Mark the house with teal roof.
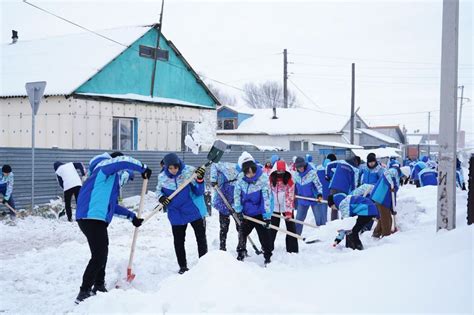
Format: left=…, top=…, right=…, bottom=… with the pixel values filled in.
left=0, top=25, right=219, bottom=151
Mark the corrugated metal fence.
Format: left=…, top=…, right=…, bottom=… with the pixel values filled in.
left=0, top=147, right=346, bottom=209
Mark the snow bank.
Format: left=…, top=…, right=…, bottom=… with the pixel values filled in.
left=0, top=186, right=472, bottom=314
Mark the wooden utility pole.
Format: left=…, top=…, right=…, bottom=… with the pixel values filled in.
left=150, top=0, right=165, bottom=97
left=283, top=48, right=288, bottom=108
left=427, top=111, right=431, bottom=157
left=437, top=0, right=459, bottom=231
left=350, top=63, right=355, bottom=144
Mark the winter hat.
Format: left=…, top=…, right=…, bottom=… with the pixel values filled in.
left=271, top=154, right=280, bottom=166
left=327, top=153, right=337, bottom=162
left=421, top=156, right=429, bottom=163
left=400, top=166, right=411, bottom=178
left=238, top=151, right=255, bottom=169
left=2, top=165, right=12, bottom=173
left=294, top=156, right=306, bottom=169
left=276, top=160, right=286, bottom=172
left=53, top=161, right=64, bottom=171
left=305, top=154, right=313, bottom=163
left=329, top=193, right=346, bottom=209
left=353, top=156, right=361, bottom=167
left=367, top=153, right=377, bottom=163
left=163, top=153, right=181, bottom=168
left=110, top=151, right=124, bottom=158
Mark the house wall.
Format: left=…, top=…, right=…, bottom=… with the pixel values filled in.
left=216, top=133, right=345, bottom=150
left=0, top=96, right=215, bottom=151
left=370, top=127, right=404, bottom=143
left=358, top=133, right=396, bottom=149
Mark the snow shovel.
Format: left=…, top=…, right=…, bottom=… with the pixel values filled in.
left=126, top=178, right=148, bottom=283
left=1, top=200, right=18, bottom=217
left=214, top=185, right=262, bottom=255
left=142, top=140, right=227, bottom=224
left=391, top=187, right=398, bottom=233
left=243, top=215, right=320, bottom=244
left=271, top=213, right=319, bottom=229
left=295, top=195, right=328, bottom=204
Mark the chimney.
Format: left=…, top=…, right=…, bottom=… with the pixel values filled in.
left=272, top=107, right=278, bottom=119
left=11, top=30, right=18, bottom=44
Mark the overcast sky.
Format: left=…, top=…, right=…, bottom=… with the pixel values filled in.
left=1, top=0, right=473, bottom=142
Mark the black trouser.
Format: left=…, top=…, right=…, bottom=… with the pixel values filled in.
left=269, top=213, right=299, bottom=253
left=414, top=180, right=420, bottom=188
left=347, top=216, right=376, bottom=248
left=64, top=186, right=81, bottom=220
left=237, top=214, right=272, bottom=260
left=219, top=213, right=239, bottom=251
left=78, top=219, right=108, bottom=292
left=171, top=218, right=208, bottom=268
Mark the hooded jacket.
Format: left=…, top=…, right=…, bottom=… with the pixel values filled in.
left=76, top=155, right=147, bottom=224
left=359, top=162, right=385, bottom=185
left=54, top=162, right=86, bottom=191
left=370, top=168, right=399, bottom=209
left=210, top=162, right=240, bottom=215
left=294, top=164, right=322, bottom=206
left=0, top=172, right=14, bottom=201
left=156, top=157, right=206, bottom=226
left=316, top=159, right=331, bottom=200
left=419, top=168, right=438, bottom=187
left=411, top=160, right=427, bottom=181
left=234, top=165, right=271, bottom=219
left=327, top=160, right=359, bottom=194
left=334, top=193, right=379, bottom=219
left=269, top=161, right=294, bottom=214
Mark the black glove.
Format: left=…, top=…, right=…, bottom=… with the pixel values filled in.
left=159, top=195, right=171, bottom=206
left=317, top=194, right=322, bottom=200
left=264, top=219, right=271, bottom=229
left=211, top=181, right=218, bottom=188
left=132, top=216, right=144, bottom=227
left=236, top=212, right=244, bottom=222
left=195, top=166, right=206, bottom=180
left=1, top=198, right=6, bottom=204
left=141, top=168, right=152, bottom=180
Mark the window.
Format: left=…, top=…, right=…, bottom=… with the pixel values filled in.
left=356, top=120, right=362, bottom=128
left=290, top=141, right=302, bottom=151
left=139, top=45, right=169, bottom=61
left=181, top=121, right=195, bottom=151
left=113, top=117, right=136, bottom=151
left=303, top=141, right=309, bottom=151
left=223, top=119, right=235, bottom=130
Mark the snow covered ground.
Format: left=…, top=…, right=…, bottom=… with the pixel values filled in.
left=0, top=185, right=472, bottom=314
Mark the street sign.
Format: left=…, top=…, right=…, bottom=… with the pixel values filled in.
left=25, top=81, right=46, bottom=115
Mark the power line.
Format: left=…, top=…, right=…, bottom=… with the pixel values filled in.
left=288, top=78, right=320, bottom=109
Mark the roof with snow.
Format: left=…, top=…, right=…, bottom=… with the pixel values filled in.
left=358, top=128, right=400, bottom=144
left=407, top=135, right=423, bottom=145
left=352, top=147, right=402, bottom=159
left=217, top=108, right=349, bottom=135
left=312, top=141, right=363, bottom=149
left=218, top=104, right=256, bottom=115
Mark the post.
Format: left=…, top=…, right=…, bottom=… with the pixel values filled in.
left=437, top=0, right=459, bottom=231
left=283, top=48, right=288, bottom=108
left=350, top=63, right=355, bottom=144
left=150, top=0, right=165, bottom=97
left=457, top=85, right=464, bottom=133
left=32, top=107, right=35, bottom=211
left=427, top=111, right=431, bottom=157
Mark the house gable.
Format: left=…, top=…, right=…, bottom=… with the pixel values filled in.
left=75, top=27, right=216, bottom=108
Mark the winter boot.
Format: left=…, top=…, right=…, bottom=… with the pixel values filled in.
left=237, top=252, right=245, bottom=261
left=75, top=289, right=94, bottom=304
left=92, top=284, right=107, bottom=294
left=264, top=257, right=271, bottom=265
left=178, top=267, right=189, bottom=275
left=345, top=231, right=357, bottom=250
left=58, top=210, right=66, bottom=218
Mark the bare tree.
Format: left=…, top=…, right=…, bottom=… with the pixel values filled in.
left=243, top=81, right=298, bottom=108
left=205, top=82, right=237, bottom=106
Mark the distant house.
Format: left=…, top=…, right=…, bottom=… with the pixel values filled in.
left=0, top=25, right=219, bottom=151
left=405, top=132, right=440, bottom=159
left=217, top=105, right=255, bottom=130
left=368, top=125, right=406, bottom=144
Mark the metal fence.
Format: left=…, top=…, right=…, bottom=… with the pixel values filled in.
left=0, top=147, right=347, bottom=209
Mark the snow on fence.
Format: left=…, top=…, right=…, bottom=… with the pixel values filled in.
left=0, top=147, right=346, bottom=209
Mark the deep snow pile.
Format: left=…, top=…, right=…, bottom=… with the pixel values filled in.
left=0, top=186, right=472, bottom=314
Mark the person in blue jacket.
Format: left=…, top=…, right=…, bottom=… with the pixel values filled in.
left=305, top=153, right=317, bottom=169
left=456, top=158, right=467, bottom=190
left=75, top=152, right=151, bottom=304
left=0, top=165, right=15, bottom=218
left=293, top=157, right=324, bottom=234
left=327, top=193, right=379, bottom=250
left=234, top=152, right=273, bottom=264
left=210, top=161, right=241, bottom=251
left=156, top=153, right=207, bottom=275
left=360, top=153, right=385, bottom=185
left=411, top=156, right=428, bottom=187
left=326, top=156, right=361, bottom=220
left=419, top=167, right=438, bottom=187
left=370, top=168, right=399, bottom=238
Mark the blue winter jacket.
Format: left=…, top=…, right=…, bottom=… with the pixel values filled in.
left=359, top=163, right=385, bottom=185
left=0, top=172, right=14, bottom=201
left=327, top=160, right=359, bottom=194
left=156, top=160, right=206, bottom=226
left=335, top=193, right=379, bottom=219
left=419, top=168, right=438, bottom=187
left=210, top=162, right=240, bottom=215
left=411, top=161, right=427, bottom=181
left=76, top=156, right=147, bottom=223
left=234, top=166, right=271, bottom=219
left=294, top=165, right=323, bottom=206
left=370, top=168, right=399, bottom=209
left=316, top=159, right=330, bottom=200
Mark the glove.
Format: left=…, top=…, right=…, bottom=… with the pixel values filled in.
left=159, top=195, right=171, bottom=206
left=264, top=219, right=271, bottom=229
left=141, top=168, right=152, bottom=179
left=317, top=194, right=323, bottom=201
left=284, top=211, right=292, bottom=221
left=391, top=210, right=397, bottom=216
left=390, top=187, right=395, bottom=192
left=195, top=166, right=206, bottom=180
left=132, top=216, right=144, bottom=227
left=211, top=181, right=218, bottom=188
left=1, top=198, right=6, bottom=204
left=236, top=212, right=244, bottom=222
left=325, top=176, right=330, bottom=182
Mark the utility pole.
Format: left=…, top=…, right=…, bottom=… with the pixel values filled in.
left=427, top=111, right=431, bottom=157
left=150, top=0, right=165, bottom=97
left=437, top=0, right=459, bottom=231
left=283, top=48, right=288, bottom=108
left=457, top=85, right=464, bottom=133
left=350, top=63, right=355, bottom=144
